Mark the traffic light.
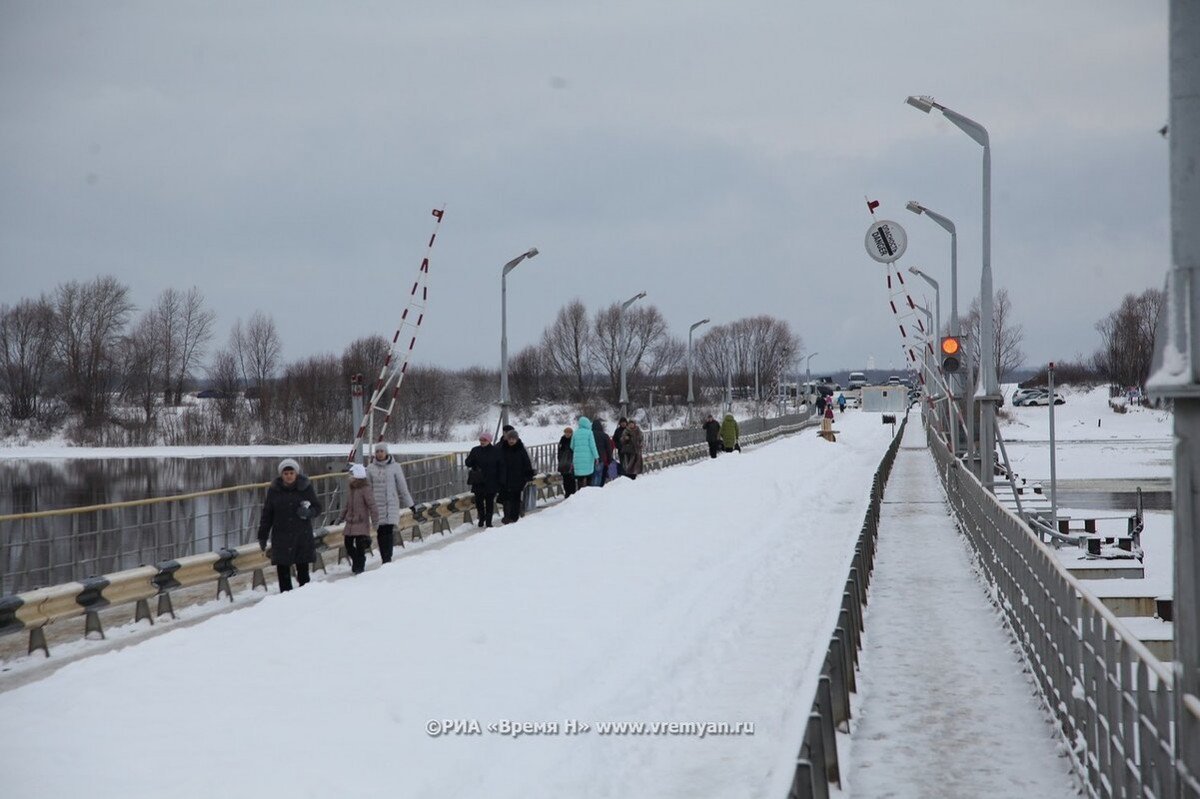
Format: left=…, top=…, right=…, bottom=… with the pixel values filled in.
left=940, top=336, right=962, bottom=373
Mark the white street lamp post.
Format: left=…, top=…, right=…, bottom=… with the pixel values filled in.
left=907, top=95, right=997, bottom=490
left=907, top=201, right=970, bottom=462
left=687, top=318, right=710, bottom=422
left=499, top=247, right=539, bottom=429
left=805, top=352, right=819, bottom=412
left=619, top=291, right=647, bottom=418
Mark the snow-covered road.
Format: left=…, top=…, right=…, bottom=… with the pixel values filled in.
left=0, top=411, right=892, bottom=799
left=843, top=421, right=1077, bottom=798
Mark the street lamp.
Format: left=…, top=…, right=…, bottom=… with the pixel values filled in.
left=908, top=200, right=971, bottom=463
left=619, top=291, right=647, bottom=417
left=907, top=95, right=997, bottom=490
left=907, top=266, right=940, bottom=343
left=499, top=247, right=539, bottom=429
left=805, top=352, right=819, bottom=410
left=687, top=318, right=710, bottom=422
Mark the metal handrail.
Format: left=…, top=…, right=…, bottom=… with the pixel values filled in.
left=922, top=413, right=1200, bottom=797
left=788, top=412, right=908, bottom=799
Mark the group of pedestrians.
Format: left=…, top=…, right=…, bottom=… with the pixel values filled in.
left=702, top=413, right=741, bottom=458
left=258, top=410, right=742, bottom=593
left=554, top=415, right=645, bottom=496
left=465, top=426, right=535, bottom=526
left=257, top=442, right=416, bottom=590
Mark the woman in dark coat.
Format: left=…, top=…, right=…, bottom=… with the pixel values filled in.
left=257, top=458, right=323, bottom=592
left=557, top=427, right=576, bottom=498
left=619, top=419, right=645, bottom=479
left=465, top=432, right=501, bottom=527
left=592, top=419, right=613, bottom=486
left=497, top=429, right=535, bottom=523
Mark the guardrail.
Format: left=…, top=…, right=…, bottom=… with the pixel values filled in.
left=0, top=412, right=814, bottom=597
left=0, top=412, right=817, bottom=657
left=923, top=414, right=1200, bottom=798
left=786, top=413, right=906, bottom=799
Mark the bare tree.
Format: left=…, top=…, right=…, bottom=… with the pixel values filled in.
left=52, top=276, right=135, bottom=423
left=1094, top=287, right=1164, bottom=389
left=540, top=300, right=592, bottom=402
left=695, top=316, right=802, bottom=398
left=590, top=303, right=672, bottom=404
left=965, top=288, right=1025, bottom=384
left=509, top=343, right=549, bottom=407
left=151, top=287, right=215, bottom=406
left=341, top=335, right=392, bottom=391
left=0, top=297, right=56, bottom=420
left=206, top=347, right=243, bottom=423
left=230, top=311, right=281, bottom=420
left=117, top=313, right=164, bottom=425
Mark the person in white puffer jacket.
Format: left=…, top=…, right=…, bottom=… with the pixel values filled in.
left=367, top=442, right=414, bottom=563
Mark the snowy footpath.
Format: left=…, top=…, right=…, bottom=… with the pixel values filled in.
left=1, top=411, right=893, bottom=799
left=843, top=421, right=1077, bottom=798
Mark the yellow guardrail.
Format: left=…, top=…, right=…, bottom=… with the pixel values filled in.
left=0, top=420, right=815, bottom=658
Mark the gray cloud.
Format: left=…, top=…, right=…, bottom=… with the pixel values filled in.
left=0, top=1, right=1169, bottom=378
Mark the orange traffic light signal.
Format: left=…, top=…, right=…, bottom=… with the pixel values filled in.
left=940, top=336, right=962, bottom=372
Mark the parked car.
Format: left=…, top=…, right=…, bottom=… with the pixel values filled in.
left=1025, top=390, right=1065, bottom=406
left=887, top=376, right=902, bottom=385
left=1011, top=387, right=1042, bottom=406
left=844, top=395, right=862, bottom=408
left=847, top=372, right=868, bottom=390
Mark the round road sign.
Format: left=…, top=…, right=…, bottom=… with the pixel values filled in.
left=864, top=220, right=908, bottom=263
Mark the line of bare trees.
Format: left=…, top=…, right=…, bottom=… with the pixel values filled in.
left=0, top=278, right=803, bottom=445
left=509, top=300, right=802, bottom=408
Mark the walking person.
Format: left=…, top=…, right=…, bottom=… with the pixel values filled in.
left=557, top=427, right=577, bottom=497
left=619, top=419, right=645, bottom=480
left=257, top=458, right=322, bottom=592
left=703, top=414, right=722, bottom=459
left=338, top=463, right=377, bottom=575
left=465, top=432, right=501, bottom=527
left=498, top=428, right=535, bottom=524
left=572, top=416, right=601, bottom=488
left=592, top=418, right=613, bottom=486
left=837, top=392, right=847, bottom=413
left=816, top=393, right=827, bottom=416
left=368, top=443, right=415, bottom=563
left=721, top=413, right=740, bottom=453
left=613, top=418, right=629, bottom=477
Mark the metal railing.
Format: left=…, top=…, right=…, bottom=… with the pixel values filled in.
left=0, top=411, right=817, bottom=656
left=787, top=413, right=907, bottom=799
left=923, top=414, right=1200, bottom=798
left=0, top=413, right=812, bottom=596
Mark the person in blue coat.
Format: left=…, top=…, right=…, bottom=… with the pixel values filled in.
left=571, top=416, right=600, bottom=488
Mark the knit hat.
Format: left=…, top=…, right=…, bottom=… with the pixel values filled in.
left=349, top=463, right=367, bottom=479
left=373, top=442, right=389, bottom=454
left=479, top=432, right=493, bottom=442
left=278, top=458, right=301, bottom=475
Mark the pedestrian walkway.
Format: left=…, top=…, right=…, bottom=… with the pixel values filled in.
left=843, top=421, right=1078, bottom=798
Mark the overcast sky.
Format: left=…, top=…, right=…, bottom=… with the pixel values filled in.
left=0, top=2, right=1169, bottom=377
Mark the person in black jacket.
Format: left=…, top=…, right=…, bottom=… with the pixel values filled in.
left=257, top=458, right=323, bottom=592
left=465, top=432, right=501, bottom=527
left=592, top=418, right=613, bottom=486
left=557, top=427, right=577, bottom=498
left=613, top=417, right=629, bottom=477
left=497, top=429, right=535, bottom=523
left=703, top=414, right=722, bottom=459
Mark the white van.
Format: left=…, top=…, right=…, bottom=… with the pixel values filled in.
left=848, top=372, right=867, bottom=389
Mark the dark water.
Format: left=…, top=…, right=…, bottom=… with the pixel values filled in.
left=0, top=455, right=345, bottom=517
left=0, top=453, right=448, bottom=595
left=1053, top=490, right=1172, bottom=512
